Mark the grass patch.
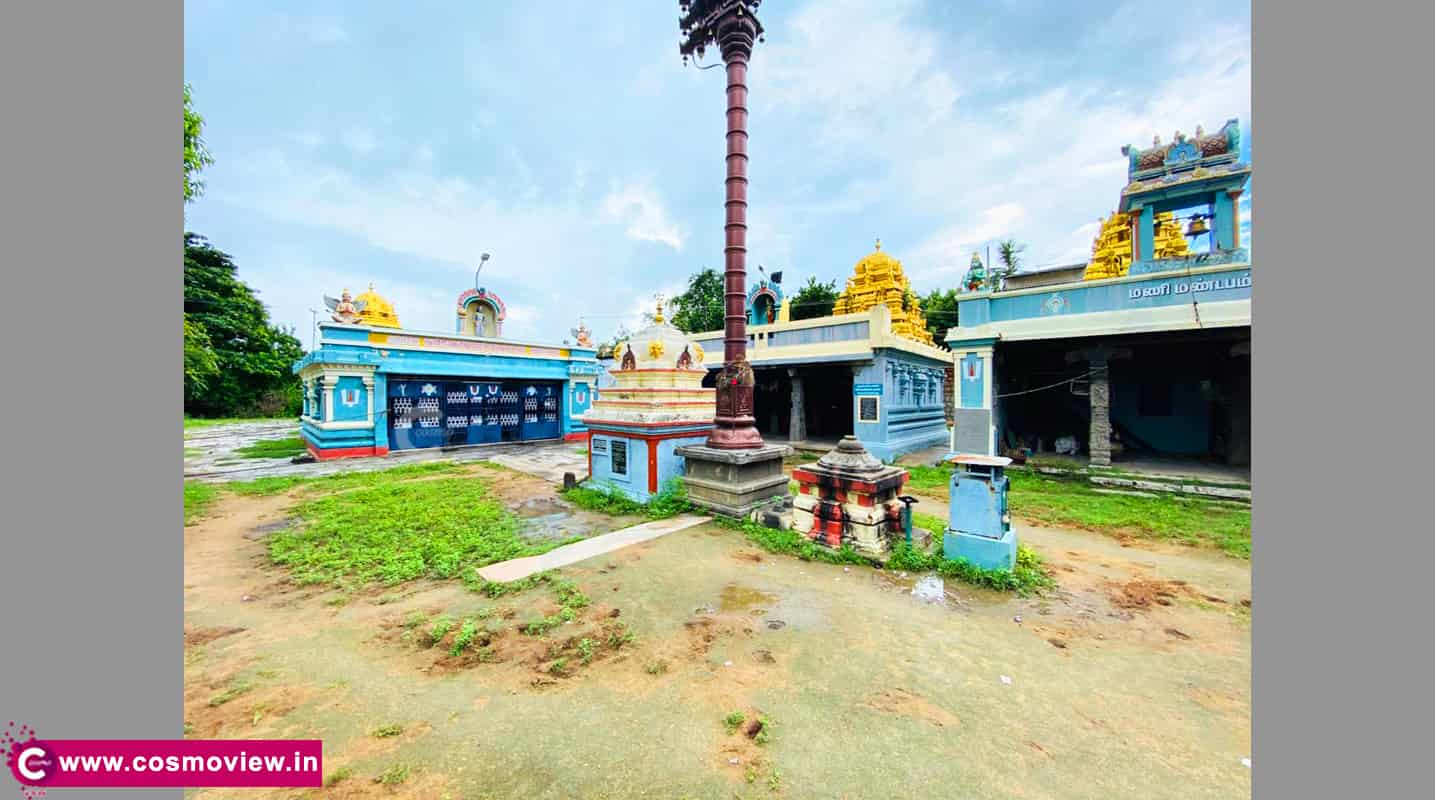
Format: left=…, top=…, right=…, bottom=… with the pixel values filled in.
left=722, top=513, right=1051, bottom=595
left=323, top=767, right=355, bottom=787
left=560, top=478, right=691, bottom=519
left=184, top=447, right=203, bottom=458
left=716, top=517, right=874, bottom=567
left=267, top=473, right=588, bottom=588
left=723, top=711, right=746, bottom=734
left=184, top=481, right=223, bottom=525
left=229, top=461, right=466, bottom=498
left=1009, top=470, right=1250, bottom=558
left=645, top=659, right=669, bottom=675
left=233, top=436, right=306, bottom=460
left=371, top=723, right=404, bottom=738
left=184, top=416, right=294, bottom=431
left=900, top=463, right=1251, bottom=558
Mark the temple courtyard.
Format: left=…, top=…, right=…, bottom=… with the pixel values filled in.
left=183, top=423, right=1250, bottom=800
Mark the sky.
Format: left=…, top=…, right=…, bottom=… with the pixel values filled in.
left=183, top=0, right=1251, bottom=348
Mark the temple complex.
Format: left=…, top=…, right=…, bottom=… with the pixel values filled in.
left=830, top=241, right=935, bottom=345
left=293, top=282, right=600, bottom=460
left=580, top=300, right=715, bottom=502
left=945, top=118, right=1251, bottom=470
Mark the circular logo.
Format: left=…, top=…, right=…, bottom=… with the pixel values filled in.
left=10, top=740, right=56, bottom=786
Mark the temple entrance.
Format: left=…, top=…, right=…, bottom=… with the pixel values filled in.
left=749, top=365, right=854, bottom=445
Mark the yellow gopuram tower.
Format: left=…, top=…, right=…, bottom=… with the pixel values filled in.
left=1083, top=211, right=1192, bottom=280
left=831, top=240, right=935, bottom=345
left=354, top=282, right=401, bottom=328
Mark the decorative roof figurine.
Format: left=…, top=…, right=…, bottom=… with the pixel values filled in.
left=354, top=283, right=401, bottom=328
left=962, top=252, right=988, bottom=293
left=831, top=239, right=935, bottom=345
left=324, top=288, right=365, bottom=324
left=571, top=319, right=593, bottom=349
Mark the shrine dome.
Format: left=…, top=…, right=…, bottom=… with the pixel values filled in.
left=354, top=283, right=400, bottom=328
left=611, top=299, right=706, bottom=371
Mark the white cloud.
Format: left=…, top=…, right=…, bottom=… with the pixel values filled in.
left=601, top=183, right=686, bottom=250
left=343, top=128, right=378, bottom=155
left=912, top=202, right=1028, bottom=279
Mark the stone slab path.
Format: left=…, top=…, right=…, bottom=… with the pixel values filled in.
left=476, top=514, right=710, bottom=584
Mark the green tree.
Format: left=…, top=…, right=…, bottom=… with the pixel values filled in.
left=788, top=276, right=839, bottom=321
left=995, top=238, right=1025, bottom=286
left=184, top=316, right=220, bottom=404
left=919, top=288, right=960, bottom=347
left=184, top=233, right=305, bottom=416
left=669, top=268, right=725, bottom=333
left=184, top=83, right=215, bottom=204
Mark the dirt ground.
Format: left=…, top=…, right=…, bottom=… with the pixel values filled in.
left=184, top=467, right=1251, bottom=800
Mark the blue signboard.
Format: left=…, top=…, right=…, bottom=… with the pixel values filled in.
left=853, top=383, right=884, bottom=396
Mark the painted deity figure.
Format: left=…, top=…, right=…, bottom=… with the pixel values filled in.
left=962, top=253, right=987, bottom=292
left=324, top=289, right=365, bottom=324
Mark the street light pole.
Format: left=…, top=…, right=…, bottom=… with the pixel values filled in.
left=475, top=252, right=491, bottom=290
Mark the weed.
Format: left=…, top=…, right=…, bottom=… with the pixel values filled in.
left=183, top=721, right=194, bottom=736
left=644, top=659, right=669, bottom=676
left=234, top=436, right=306, bottom=460
left=885, top=541, right=1054, bottom=595
left=450, top=619, right=479, bottom=656
left=183, top=481, right=222, bottom=525
left=768, top=768, right=782, bottom=791
left=251, top=709, right=265, bottom=726
left=374, top=764, right=410, bottom=786
left=476, top=646, right=498, bottom=663
left=371, top=724, right=404, bottom=739
left=375, top=593, right=402, bottom=605
left=576, top=637, right=596, bottom=665
left=522, top=615, right=561, bottom=636
left=745, top=765, right=757, bottom=783
left=560, top=478, right=690, bottom=520
left=549, top=658, right=569, bottom=676
left=403, top=611, right=428, bottom=629
left=427, top=615, right=455, bottom=647
left=325, top=594, right=351, bottom=607
left=323, top=767, right=355, bottom=787
left=469, top=571, right=553, bottom=598
left=754, top=715, right=773, bottom=745
left=605, top=621, right=635, bottom=649
left=255, top=669, right=280, bottom=679
left=208, top=681, right=252, bottom=707
left=723, top=711, right=747, bottom=734
left=715, top=517, right=874, bottom=567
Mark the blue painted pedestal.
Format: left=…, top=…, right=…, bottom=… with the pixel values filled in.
left=944, top=454, right=1018, bottom=571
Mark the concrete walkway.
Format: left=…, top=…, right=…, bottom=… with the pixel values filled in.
left=476, top=514, right=709, bottom=583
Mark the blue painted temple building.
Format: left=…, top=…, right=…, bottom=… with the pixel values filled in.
left=293, top=284, right=599, bottom=460
left=946, top=120, right=1252, bottom=468
left=689, top=243, right=951, bottom=462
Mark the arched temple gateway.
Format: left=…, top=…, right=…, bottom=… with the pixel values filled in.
left=294, top=281, right=600, bottom=460
left=687, top=241, right=951, bottom=461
